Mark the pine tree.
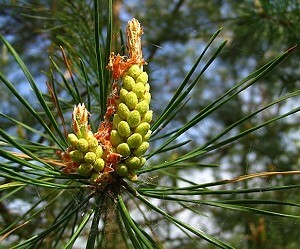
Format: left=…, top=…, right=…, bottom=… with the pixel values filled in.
left=0, top=1, right=299, bottom=248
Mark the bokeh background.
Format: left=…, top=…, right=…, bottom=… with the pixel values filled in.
left=0, top=1, right=299, bottom=248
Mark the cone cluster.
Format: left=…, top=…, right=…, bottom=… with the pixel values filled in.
left=62, top=19, right=151, bottom=185
left=67, top=131, right=106, bottom=182
left=111, top=64, right=152, bottom=178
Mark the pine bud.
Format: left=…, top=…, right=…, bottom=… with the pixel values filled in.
left=119, top=88, right=129, bottom=103
left=72, top=103, right=90, bottom=138
left=69, top=150, right=84, bottom=163
left=117, top=143, right=131, bottom=157
left=126, top=133, right=143, bottom=148
left=142, top=92, right=151, bottom=104
left=77, top=138, right=89, bottom=152
left=143, top=130, right=152, bottom=141
left=125, top=156, right=141, bottom=170
left=127, top=110, right=141, bottom=128
left=123, top=75, right=135, bottom=91
left=63, top=19, right=152, bottom=184
left=110, top=130, right=124, bottom=147
left=145, top=83, right=150, bottom=92
left=93, top=158, right=105, bottom=172
left=135, top=100, right=149, bottom=115
left=132, top=82, right=145, bottom=98
left=125, top=92, right=138, bottom=110
left=67, top=133, right=79, bottom=147
left=126, top=172, right=138, bottom=182
left=84, top=152, right=96, bottom=164
left=135, top=122, right=150, bottom=137
left=118, top=103, right=130, bottom=119
left=105, top=20, right=152, bottom=179
left=136, top=71, right=148, bottom=84
left=115, top=163, right=128, bottom=176
left=88, top=136, right=99, bottom=152
left=118, top=121, right=131, bottom=137
left=139, top=157, right=146, bottom=167
left=142, top=110, right=153, bottom=123
left=90, top=172, right=100, bottom=183
left=113, top=114, right=123, bottom=129
left=95, top=146, right=103, bottom=158
left=133, top=142, right=149, bottom=157
left=77, top=163, right=93, bottom=176
left=127, top=64, right=141, bottom=79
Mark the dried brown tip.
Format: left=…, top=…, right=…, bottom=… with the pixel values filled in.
left=72, top=103, right=90, bottom=136
left=107, top=18, right=146, bottom=80
left=126, top=18, right=145, bottom=63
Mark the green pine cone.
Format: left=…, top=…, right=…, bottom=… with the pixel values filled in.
left=111, top=64, right=152, bottom=178
left=66, top=128, right=106, bottom=179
